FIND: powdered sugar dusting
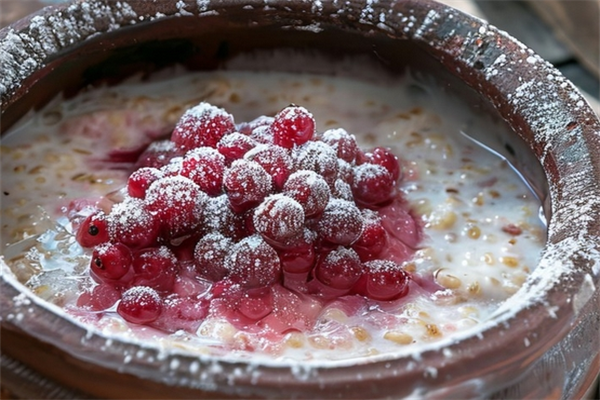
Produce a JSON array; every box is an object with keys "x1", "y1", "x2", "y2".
[
  {"x1": 1, "y1": 1, "x2": 598, "y2": 397},
  {"x1": 253, "y1": 194, "x2": 305, "y2": 241},
  {"x1": 293, "y1": 141, "x2": 338, "y2": 184},
  {"x1": 317, "y1": 198, "x2": 363, "y2": 245},
  {"x1": 122, "y1": 285, "x2": 161, "y2": 303},
  {"x1": 1, "y1": 1, "x2": 138, "y2": 101},
  {"x1": 284, "y1": 170, "x2": 331, "y2": 216}
]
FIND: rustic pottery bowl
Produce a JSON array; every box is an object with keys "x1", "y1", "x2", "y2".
[{"x1": 1, "y1": 0, "x2": 599, "y2": 398}]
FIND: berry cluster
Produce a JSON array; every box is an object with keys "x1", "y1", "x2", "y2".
[{"x1": 73, "y1": 102, "x2": 421, "y2": 334}]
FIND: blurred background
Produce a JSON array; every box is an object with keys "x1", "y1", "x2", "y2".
[{"x1": 2, "y1": 0, "x2": 599, "y2": 112}]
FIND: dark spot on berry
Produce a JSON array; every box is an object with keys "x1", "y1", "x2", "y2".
[{"x1": 88, "y1": 225, "x2": 99, "y2": 236}]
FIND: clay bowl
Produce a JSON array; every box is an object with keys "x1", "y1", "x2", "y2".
[{"x1": 1, "y1": 0, "x2": 599, "y2": 398}]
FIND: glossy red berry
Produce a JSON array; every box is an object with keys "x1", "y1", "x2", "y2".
[
  {"x1": 134, "y1": 140, "x2": 184, "y2": 169},
  {"x1": 270, "y1": 106, "x2": 315, "y2": 149},
  {"x1": 321, "y1": 128, "x2": 359, "y2": 163},
  {"x1": 132, "y1": 246, "x2": 178, "y2": 293},
  {"x1": 245, "y1": 144, "x2": 293, "y2": 190},
  {"x1": 108, "y1": 198, "x2": 160, "y2": 249},
  {"x1": 91, "y1": 242, "x2": 132, "y2": 281},
  {"x1": 179, "y1": 147, "x2": 226, "y2": 196},
  {"x1": 194, "y1": 232, "x2": 233, "y2": 281},
  {"x1": 127, "y1": 167, "x2": 163, "y2": 199},
  {"x1": 365, "y1": 147, "x2": 401, "y2": 182},
  {"x1": 76, "y1": 211, "x2": 109, "y2": 248},
  {"x1": 293, "y1": 141, "x2": 338, "y2": 185},
  {"x1": 362, "y1": 260, "x2": 410, "y2": 301},
  {"x1": 217, "y1": 132, "x2": 257, "y2": 162},
  {"x1": 317, "y1": 198, "x2": 363, "y2": 246},
  {"x1": 352, "y1": 209, "x2": 387, "y2": 261},
  {"x1": 283, "y1": 170, "x2": 330, "y2": 217},
  {"x1": 117, "y1": 286, "x2": 162, "y2": 324},
  {"x1": 171, "y1": 102, "x2": 235, "y2": 151},
  {"x1": 314, "y1": 247, "x2": 362, "y2": 291},
  {"x1": 352, "y1": 163, "x2": 395, "y2": 205},
  {"x1": 225, "y1": 235, "x2": 281, "y2": 288},
  {"x1": 145, "y1": 176, "x2": 207, "y2": 239},
  {"x1": 253, "y1": 194, "x2": 305, "y2": 246},
  {"x1": 223, "y1": 159, "x2": 272, "y2": 213},
  {"x1": 76, "y1": 283, "x2": 121, "y2": 311},
  {"x1": 276, "y1": 228, "x2": 316, "y2": 272},
  {"x1": 237, "y1": 288, "x2": 274, "y2": 321}
]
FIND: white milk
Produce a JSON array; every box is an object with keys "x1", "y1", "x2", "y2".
[{"x1": 0, "y1": 70, "x2": 546, "y2": 361}]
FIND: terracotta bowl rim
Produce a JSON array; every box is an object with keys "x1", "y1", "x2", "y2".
[{"x1": 1, "y1": 0, "x2": 599, "y2": 395}]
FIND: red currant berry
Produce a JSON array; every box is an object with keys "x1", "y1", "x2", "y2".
[
  {"x1": 76, "y1": 283, "x2": 121, "y2": 311},
  {"x1": 293, "y1": 141, "x2": 339, "y2": 185},
  {"x1": 223, "y1": 159, "x2": 272, "y2": 213},
  {"x1": 145, "y1": 176, "x2": 207, "y2": 239},
  {"x1": 171, "y1": 102, "x2": 235, "y2": 151},
  {"x1": 249, "y1": 125, "x2": 274, "y2": 145},
  {"x1": 352, "y1": 163, "x2": 395, "y2": 205},
  {"x1": 134, "y1": 140, "x2": 184, "y2": 169},
  {"x1": 179, "y1": 147, "x2": 226, "y2": 196},
  {"x1": 194, "y1": 232, "x2": 233, "y2": 281},
  {"x1": 108, "y1": 198, "x2": 160, "y2": 249},
  {"x1": 202, "y1": 194, "x2": 246, "y2": 240},
  {"x1": 127, "y1": 167, "x2": 164, "y2": 198},
  {"x1": 237, "y1": 115, "x2": 274, "y2": 136},
  {"x1": 270, "y1": 106, "x2": 315, "y2": 149},
  {"x1": 253, "y1": 194, "x2": 305, "y2": 246},
  {"x1": 76, "y1": 211, "x2": 109, "y2": 248},
  {"x1": 152, "y1": 294, "x2": 210, "y2": 333},
  {"x1": 362, "y1": 259, "x2": 410, "y2": 301},
  {"x1": 225, "y1": 235, "x2": 281, "y2": 288},
  {"x1": 277, "y1": 229, "x2": 317, "y2": 274},
  {"x1": 117, "y1": 286, "x2": 162, "y2": 324},
  {"x1": 159, "y1": 156, "x2": 184, "y2": 177},
  {"x1": 330, "y1": 178, "x2": 353, "y2": 202},
  {"x1": 321, "y1": 128, "x2": 359, "y2": 163},
  {"x1": 245, "y1": 144, "x2": 293, "y2": 190},
  {"x1": 217, "y1": 132, "x2": 257, "y2": 162},
  {"x1": 317, "y1": 198, "x2": 363, "y2": 246},
  {"x1": 90, "y1": 242, "x2": 133, "y2": 281},
  {"x1": 365, "y1": 147, "x2": 401, "y2": 182},
  {"x1": 131, "y1": 246, "x2": 178, "y2": 293},
  {"x1": 283, "y1": 170, "x2": 330, "y2": 217},
  {"x1": 314, "y1": 247, "x2": 362, "y2": 291},
  {"x1": 352, "y1": 209, "x2": 387, "y2": 261}
]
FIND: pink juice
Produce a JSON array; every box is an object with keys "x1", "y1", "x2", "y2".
[{"x1": 0, "y1": 69, "x2": 545, "y2": 362}]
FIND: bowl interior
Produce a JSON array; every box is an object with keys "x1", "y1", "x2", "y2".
[{"x1": 1, "y1": 1, "x2": 599, "y2": 399}]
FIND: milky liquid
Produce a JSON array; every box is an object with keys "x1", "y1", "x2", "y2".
[{"x1": 0, "y1": 70, "x2": 546, "y2": 362}]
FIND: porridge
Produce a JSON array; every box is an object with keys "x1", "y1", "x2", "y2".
[{"x1": 0, "y1": 70, "x2": 546, "y2": 362}]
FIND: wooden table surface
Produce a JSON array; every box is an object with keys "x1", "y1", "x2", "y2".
[{"x1": 1, "y1": 0, "x2": 599, "y2": 399}]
